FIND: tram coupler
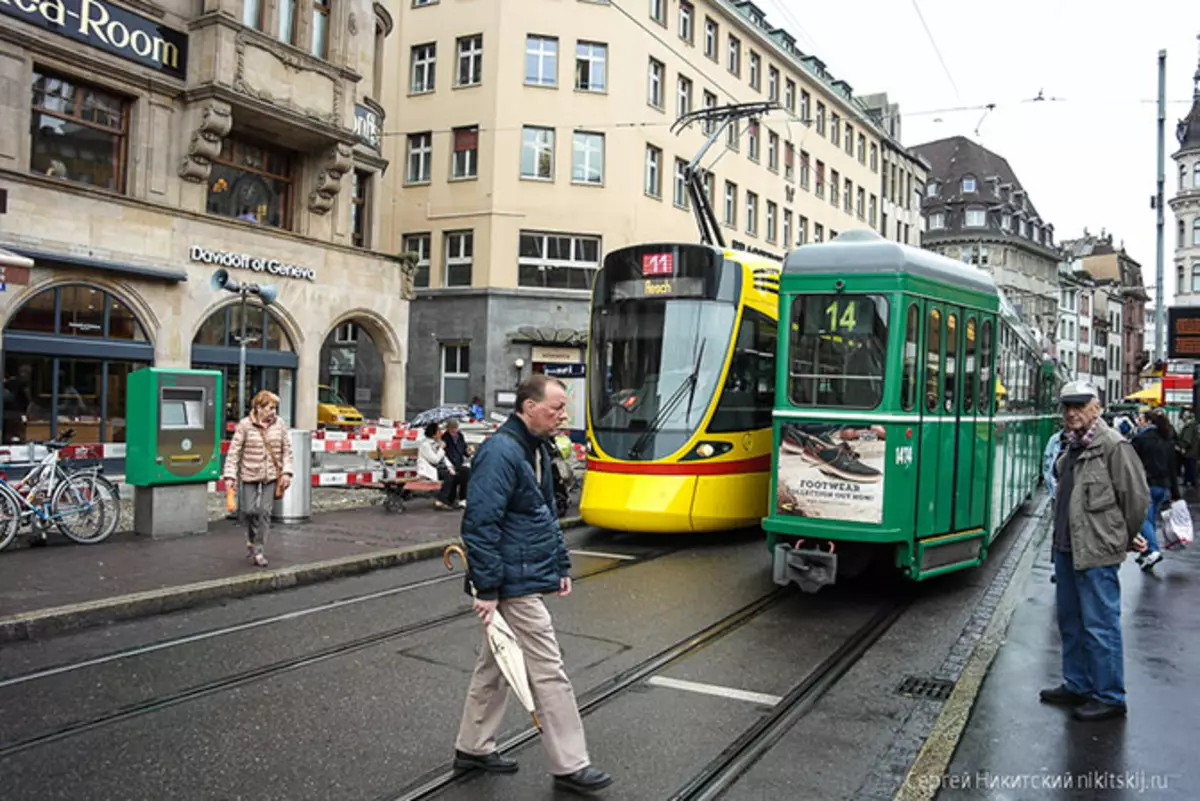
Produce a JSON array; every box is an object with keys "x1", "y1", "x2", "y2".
[{"x1": 772, "y1": 540, "x2": 837, "y2": 594}]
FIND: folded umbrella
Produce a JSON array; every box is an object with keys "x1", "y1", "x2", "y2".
[{"x1": 444, "y1": 544, "x2": 541, "y2": 730}]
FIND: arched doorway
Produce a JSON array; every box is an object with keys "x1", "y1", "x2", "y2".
[
  {"x1": 2, "y1": 283, "x2": 153, "y2": 443},
  {"x1": 191, "y1": 303, "x2": 297, "y2": 433},
  {"x1": 318, "y1": 321, "x2": 384, "y2": 422}
]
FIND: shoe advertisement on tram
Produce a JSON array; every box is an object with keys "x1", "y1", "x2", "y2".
[{"x1": 776, "y1": 423, "x2": 887, "y2": 524}]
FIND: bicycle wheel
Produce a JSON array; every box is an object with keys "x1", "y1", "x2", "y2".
[
  {"x1": 80, "y1": 474, "x2": 122, "y2": 543},
  {"x1": 0, "y1": 484, "x2": 22, "y2": 552},
  {"x1": 51, "y1": 473, "x2": 116, "y2": 544}
]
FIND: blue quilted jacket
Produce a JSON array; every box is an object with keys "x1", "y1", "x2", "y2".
[{"x1": 461, "y1": 414, "x2": 570, "y2": 600}]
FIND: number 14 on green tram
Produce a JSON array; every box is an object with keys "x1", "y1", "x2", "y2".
[{"x1": 766, "y1": 230, "x2": 1064, "y2": 592}]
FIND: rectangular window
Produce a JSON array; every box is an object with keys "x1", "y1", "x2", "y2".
[
  {"x1": 411, "y1": 43, "x2": 436, "y2": 93},
  {"x1": 856, "y1": 187, "x2": 864, "y2": 219},
  {"x1": 403, "y1": 233, "x2": 431, "y2": 288},
  {"x1": 844, "y1": 124, "x2": 854, "y2": 156},
  {"x1": 868, "y1": 194, "x2": 877, "y2": 227},
  {"x1": 521, "y1": 126, "x2": 555, "y2": 180},
  {"x1": 702, "y1": 91, "x2": 717, "y2": 134},
  {"x1": 350, "y1": 169, "x2": 370, "y2": 248},
  {"x1": 576, "y1": 41, "x2": 607, "y2": 92},
  {"x1": 518, "y1": 231, "x2": 600, "y2": 289},
  {"x1": 900, "y1": 304, "x2": 919, "y2": 411},
  {"x1": 768, "y1": 65, "x2": 779, "y2": 100},
  {"x1": 457, "y1": 34, "x2": 483, "y2": 86},
  {"x1": 406, "y1": 132, "x2": 432, "y2": 183},
  {"x1": 814, "y1": 223, "x2": 823, "y2": 243},
  {"x1": 726, "y1": 120, "x2": 739, "y2": 150},
  {"x1": 748, "y1": 51, "x2": 761, "y2": 90},
  {"x1": 745, "y1": 190, "x2": 758, "y2": 234},
  {"x1": 766, "y1": 200, "x2": 777, "y2": 242},
  {"x1": 243, "y1": 0, "x2": 263, "y2": 29},
  {"x1": 797, "y1": 215, "x2": 808, "y2": 245},
  {"x1": 647, "y1": 58, "x2": 664, "y2": 107},
  {"x1": 800, "y1": 89, "x2": 810, "y2": 123},
  {"x1": 311, "y1": 0, "x2": 330, "y2": 58},
  {"x1": 206, "y1": 137, "x2": 293, "y2": 228},
  {"x1": 702, "y1": 172, "x2": 714, "y2": 206},
  {"x1": 727, "y1": 35, "x2": 741, "y2": 75},
  {"x1": 767, "y1": 131, "x2": 779, "y2": 172},
  {"x1": 525, "y1": 35, "x2": 558, "y2": 86},
  {"x1": 965, "y1": 208, "x2": 986, "y2": 227},
  {"x1": 708, "y1": 308, "x2": 777, "y2": 431},
  {"x1": 815, "y1": 101, "x2": 825, "y2": 135},
  {"x1": 444, "y1": 230, "x2": 473, "y2": 287},
  {"x1": 799, "y1": 151, "x2": 810, "y2": 189},
  {"x1": 869, "y1": 143, "x2": 878, "y2": 172},
  {"x1": 830, "y1": 169, "x2": 839, "y2": 206},
  {"x1": 789, "y1": 295, "x2": 888, "y2": 408},
  {"x1": 830, "y1": 114, "x2": 840, "y2": 147},
  {"x1": 451, "y1": 126, "x2": 478, "y2": 179},
  {"x1": 929, "y1": 212, "x2": 945, "y2": 230},
  {"x1": 704, "y1": 18, "x2": 718, "y2": 60},
  {"x1": 677, "y1": 75, "x2": 692, "y2": 118},
  {"x1": 278, "y1": 0, "x2": 296, "y2": 44},
  {"x1": 857, "y1": 133, "x2": 866, "y2": 164},
  {"x1": 844, "y1": 178, "x2": 853, "y2": 213},
  {"x1": 782, "y1": 209, "x2": 792, "y2": 247},
  {"x1": 644, "y1": 144, "x2": 662, "y2": 197},
  {"x1": 30, "y1": 71, "x2": 129, "y2": 193},
  {"x1": 724, "y1": 181, "x2": 737, "y2": 226},
  {"x1": 784, "y1": 78, "x2": 795, "y2": 112},
  {"x1": 441, "y1": 344, "x2": 469, "y2": 405},
  {"x1": 815, "y1": 160, "x2": 825, "y2": 197},
  {"x1": 747, "y1": 121, "x2": 759, "y2": 161},
  {"x1": 649, "y1": 0, "x2": 665, "y2": 24},
  {"x1": 673, "y1": 157, "x2": 689, "y2": 208},
  {"x1": 572, "y1": 131, "x2": 604, "y2": 184},
  {"x1": 784, "y1": 142, "x2": 795, "y2": 181},
  {"x1": 678, "y1": 1, "x2": 693, "y2": 42}
]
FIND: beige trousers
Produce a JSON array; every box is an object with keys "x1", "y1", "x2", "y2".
[{"x1": 455, "y1": 595, "x2": 590, "y2": 775}]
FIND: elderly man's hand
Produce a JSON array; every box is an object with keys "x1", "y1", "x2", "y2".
[{"x1": 1131, "y1": 534, "x2": 1148, "y2": 552}]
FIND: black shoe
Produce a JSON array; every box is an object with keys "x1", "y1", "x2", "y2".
[
  {"x1": 1072, "y1": 700, "x2": 1127, "y2": 722},
  {"x1": 453, "y1": 749, "x2": 518, "y2": 773},
  {"x1": 553, "y1": 766, "x2": 614, "y2": 794},
  {"x1": 1039, "y1": 685, "x2": 1090, "y2": 706}
]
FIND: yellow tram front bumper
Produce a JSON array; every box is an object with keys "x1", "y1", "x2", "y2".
[{"x1": 579, "y1": 463, "x2": 769, "y2": 533}]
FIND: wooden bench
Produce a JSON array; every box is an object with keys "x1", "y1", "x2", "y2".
[{"x1": 362, "y1": 443, "x2": 442, "y2": 513}]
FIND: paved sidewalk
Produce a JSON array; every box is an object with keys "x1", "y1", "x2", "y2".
[
  {"x1": 908, "y1": 500, "x2": 1200, "y2": 799},
  {"x1": 0, "y1": 499, "x2": 581, "y2": 642}
]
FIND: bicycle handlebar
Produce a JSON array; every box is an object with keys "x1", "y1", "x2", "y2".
[{"x1": 33, "y1": 428, "x2": 76, "y2": 451}]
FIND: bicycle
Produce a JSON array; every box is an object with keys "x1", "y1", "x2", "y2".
[{"x1": 0, "y1": 429, "x2": 121, "y2": 551}]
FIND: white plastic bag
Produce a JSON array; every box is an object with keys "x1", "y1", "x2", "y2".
[{"x1": 1161, "y1": 499, "x2": 1194, "y2": 550}]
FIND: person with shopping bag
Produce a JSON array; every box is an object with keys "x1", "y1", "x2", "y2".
[
  {"x1": 452, "y1": 374, "x2": 613, "y2": 795},
  {"x1": 223, "y1": 390, "x2": 294, "y2": 567}
]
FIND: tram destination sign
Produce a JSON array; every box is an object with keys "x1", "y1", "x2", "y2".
[
  {"x1": 189, "y1": 245, "x2": 316, "y2": 282},
  {"x1": 1167, "y1": 306, "x2": 1200, "y2": 359},
  {"x1": 1, "y1": 0, "x2": 188, "y2": 80},
  {"x1": 611, "y1": 276, "x2": 705, "y2": 302}
]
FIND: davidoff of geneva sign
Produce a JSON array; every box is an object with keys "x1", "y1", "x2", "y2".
[
  {"x1": 190, "y1": 245, "x2": 317, "y2": 282},
  {"x1": 1, "y1": 0, "x2": 188, "y2": 80}
]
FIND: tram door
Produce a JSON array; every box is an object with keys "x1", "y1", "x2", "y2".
[{"x1": 953, "y1": 315, "x2": 985, "y2": 533}]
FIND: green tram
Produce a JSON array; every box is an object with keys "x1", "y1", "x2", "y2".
[{"x1": 765, "y1": 231, "x2": 1064, "y2": 592}]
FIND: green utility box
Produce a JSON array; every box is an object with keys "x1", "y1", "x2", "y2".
[{"x1": 126, "y1": 368, "x2": 223, "y2": 487}]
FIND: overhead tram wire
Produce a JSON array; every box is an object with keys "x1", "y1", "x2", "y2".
[{"x1": 909, "y1": 0, "x2": 962, "y2": 103}]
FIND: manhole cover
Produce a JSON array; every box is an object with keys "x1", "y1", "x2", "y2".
[{"x1": 896, "y1": 675, "x2": 955, "y2": 701}]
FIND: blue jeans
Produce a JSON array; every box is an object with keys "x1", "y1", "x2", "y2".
[
  {"x1": 1140, "y1": 486, "x2": 1170, "y2": 553},
  {"x1": 1053, "y1": 551, "x2": 1125, "y2": 706}
]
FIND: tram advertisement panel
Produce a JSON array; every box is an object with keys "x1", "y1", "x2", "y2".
[{"x1": 776, "y1": 422, "x2": 886, "y2": 523}]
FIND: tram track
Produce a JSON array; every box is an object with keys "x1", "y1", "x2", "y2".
[{"x1": 0, "y1": 543, "x2": 681, "y2": 760}]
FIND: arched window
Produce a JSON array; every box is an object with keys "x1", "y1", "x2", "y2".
[
  {"x1": 1194, "y1": 161, "x2": 1200, "y2": 188},
  {"x1": 1181, "y1": 219, "x2": 1188, "y2": 248},
  {"x1": 1194, "y1": 217, "x2": 1200, "y2": 247},
  {"x1": 191, "y1": 303, "x2": 297, "y2": 430},
  {"x1": 1183, "y1": 163, "x2": 1189, "y2": 191},
  {"x1": 3, "y1": 284, "x2": 153, "y2": 443}
]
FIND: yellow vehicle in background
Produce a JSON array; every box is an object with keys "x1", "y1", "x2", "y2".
[{"x1": 317, "y1": 384, "x2": 364, "y2": 429}]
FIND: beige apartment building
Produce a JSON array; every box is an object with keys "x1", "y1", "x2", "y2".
[
  {"x1": 383, "y1": 0, "x2": 910, "y2": 421},
  {"x1": 0, "y1": 0, "x2": 408, "y2": 445}
]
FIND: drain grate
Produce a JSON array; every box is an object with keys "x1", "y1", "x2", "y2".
[{"x1": 896, "y1": 675, "x2": 955, "y2": 701}]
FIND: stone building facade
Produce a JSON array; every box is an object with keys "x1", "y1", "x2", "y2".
[{"x1": 0, "y1": 0, "x2": 409, "y2": 444}]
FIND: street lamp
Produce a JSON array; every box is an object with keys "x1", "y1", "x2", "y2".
[{"x1": 210, "y1": 268, "x2": 278, "y2": 420}]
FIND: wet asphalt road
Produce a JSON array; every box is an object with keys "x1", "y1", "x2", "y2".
[{"x1": 0, "y1": 509, "x2": 1040, "y2": 801}]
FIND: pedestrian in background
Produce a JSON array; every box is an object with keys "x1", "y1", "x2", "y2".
[
  {"x1": 441, "y1": 418, "x2": 472, "y2": 508},
  {"x1": 1130, "y1": 408, "x2": 1177, "y2": 571},
  {"x1": 1042, "y1": 382, "x2": 1148, "y2": 722},
  {"x1": 453, "y1": 374, "x2": 613, "y2": 794},
  {"x1": 1177, "y1": 409, "x2": 1198, "y2": 489},
  {"x1": 224, "y1": 390, "x2": 293, "y2": 567},
  {"x1": 417, "y1": 422, "x2": 461, "y2": 511},
  {"x1": 1042, "y1": 426, "x2": 1063, "y2": 500}
]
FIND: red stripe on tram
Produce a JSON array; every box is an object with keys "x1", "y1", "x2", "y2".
[{"x1": 587, "y1": 455, "x2": 772, "y2": 476}]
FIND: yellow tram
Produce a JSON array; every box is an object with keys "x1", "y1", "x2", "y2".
[{"x1": 580, "y1": 242, "x2": 780, "y2": 532}]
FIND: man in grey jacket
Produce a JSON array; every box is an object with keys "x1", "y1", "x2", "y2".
[{"x1": 1041, "y1": 382, "x2": 1149, "y2": 722}]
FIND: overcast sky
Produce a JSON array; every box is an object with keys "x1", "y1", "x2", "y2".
[{"x1": 753, "y1": 0, "x2": 1199, "y2": 303}]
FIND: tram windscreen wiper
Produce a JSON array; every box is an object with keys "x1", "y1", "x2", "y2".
[{"x1": 628, "y1": 340, "x2": 706, "y2": 459}]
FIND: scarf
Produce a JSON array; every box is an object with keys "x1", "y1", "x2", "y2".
[{"x1": 1062, "y1": 417, "x2": 1101, "y2": 450}]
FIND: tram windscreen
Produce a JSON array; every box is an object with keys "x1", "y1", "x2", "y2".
[
  {"x1": 788, "y1": 294, "x2": 888, "y2": 409},
  {"x1": 589, "y1": 244, "x2": 737, "y2": 461}
]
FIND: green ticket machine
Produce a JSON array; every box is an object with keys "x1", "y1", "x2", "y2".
[{"x1": 126, "y1": 368, "x2": 223, "y2": 538}]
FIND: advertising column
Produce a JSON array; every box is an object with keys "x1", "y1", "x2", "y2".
[{"x1": 531, "y1": 346, "x2": 585, "y2": 441}]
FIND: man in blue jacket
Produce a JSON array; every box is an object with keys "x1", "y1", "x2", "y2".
[{"x1": 453, "y1": 375, "x2": 613, "y2": 794}]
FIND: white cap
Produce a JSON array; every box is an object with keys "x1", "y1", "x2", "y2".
[{"x1": 1060, "y1": 381, "x2": 1099, "y2": 405}]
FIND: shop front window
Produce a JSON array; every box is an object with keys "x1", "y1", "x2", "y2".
[
  {"x1": 3, "y1": 285, "x2": 153, "y2": 443},
  {"x1": 206, "y1": 138, "x2": 293, "y2": 229}
]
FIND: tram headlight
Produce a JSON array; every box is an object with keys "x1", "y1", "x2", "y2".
[
  {"x1": 681, "y1": 441, "x2": 733, "y2": 461},
  {"x1": 697, "y1": 443, "x2": 715, "y2": 458}
]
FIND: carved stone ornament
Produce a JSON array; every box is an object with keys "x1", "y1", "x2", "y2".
[
  {"x1": 348, "y1": 12, "x2": 358, "y2": 36},
  {"x1": 178, "y1": 101, "x2": 233, "y2": 183},
  {"x1": 397, "y1": 251, "x2": 418, "y2": 299},
  {"x1": 233, "y1": 31, "x2": 344, "y2": 127},
  {"x1": 308, "y1": 143, "x2": 353, "y2": 214}
]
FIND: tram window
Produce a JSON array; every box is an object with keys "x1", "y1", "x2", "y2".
[
  {"x1": 788, "y1": 294, "x2": 887, "y2": 409},
  {"x1": 963, "y1": 318, "x2": 976, "y2": 413},
  {"x1": 979, "y1": 321, "x2": 992, "y2": 415},
  {"x1": 900, "y1": 304, "x2": 919, "y2": 411},
  {"x1": 944, "y1": 313, "x2": 958, "y2": 413},
  {"x1": 925, "y1": 309, "x2": 940, "y2": 412},
  {"x1": 709, "y1": 308, "x2": 777, "y2": 432}
]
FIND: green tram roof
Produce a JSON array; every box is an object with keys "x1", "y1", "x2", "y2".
[{"x1": 782, "y1": 230, "x2": 997, "y2": 296}]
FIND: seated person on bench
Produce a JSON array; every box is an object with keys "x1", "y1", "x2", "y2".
[
  {"x1": 441, "y1": 418, "x2": 472, "y2": 505},
  {"x1": 417, "y1": 422, "x2": 465, "y2": 510}
]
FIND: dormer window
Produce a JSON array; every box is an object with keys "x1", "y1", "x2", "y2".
[
  {"x1": 1001, "y1": 213, "x2": 1012, "y2": 231},
  {"x1": 961, "y1": 176, "x2": 976, "y2": 193},
  {"x1": 965, "y1": 208, "x2": 986, "y2": 227},
  {"x1": 929, "y1": 212, "x2": 945, "y2": 230},
  {"x1": 926, "y1": 181, "x2": 939, "y2": 197}
]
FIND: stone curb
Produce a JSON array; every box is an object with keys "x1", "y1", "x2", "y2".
[{"x1": 0, "y1": 516, "x2": 585, "y2": 643}]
